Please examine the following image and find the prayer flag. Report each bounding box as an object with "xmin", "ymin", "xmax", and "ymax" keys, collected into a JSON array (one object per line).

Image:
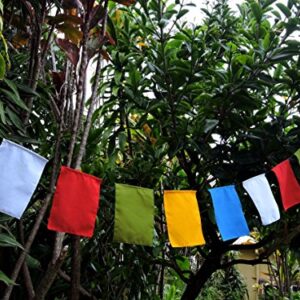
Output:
[
  {"xmin": 47, "ymin": 166, "xmax": 101, "ymax": 238},
  {"xmin": 209, "ymin": 185, "xmax": 250, "ymax": 241},
  {"xmin": 272, "ymin": 159, "xmax": 300, "ymax": 211},
  {"xmin": 0, "ymin": 139, "xmax": 48, "ymax": 219},
  {"xmin": 164, "ymin": 190, "xmax": 205, "ymax": 247},
  {"xmin": 113, "ymin": 183, "xmax": 154, "ymax": 246},
  {"xmin": 242, "ymin": 174, "xmax": 280, "ymax": 225}
]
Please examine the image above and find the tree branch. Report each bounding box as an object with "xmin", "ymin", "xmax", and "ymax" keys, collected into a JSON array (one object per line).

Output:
[
  {"xmin": 58, "ymin": 269, "xmax": 96, "ymax": 299},
  {"xmin": 151, "ymin": 259, "xmax": 191, "ymax": 284}
]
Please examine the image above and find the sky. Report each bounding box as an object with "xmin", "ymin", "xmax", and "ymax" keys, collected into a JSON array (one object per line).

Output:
[
  {"xmin": 186, "ymin": 0, "xmax": 288, "ymax": 21},
  {"xmin": 186, "ymin": 0, "xmax": 240, "ymax": 20}
]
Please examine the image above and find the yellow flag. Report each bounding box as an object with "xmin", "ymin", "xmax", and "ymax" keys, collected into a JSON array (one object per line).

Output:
[{"xmin": 164, "ymin": 190, "xmax": 205, "ymax": 247}]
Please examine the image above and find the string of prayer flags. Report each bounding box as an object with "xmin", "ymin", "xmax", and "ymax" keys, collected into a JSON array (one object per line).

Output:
[
  {"xmin": 164, "ymin": 190, "xmax": 205, "ymax": 247},
  {"xmin": 242, "ymin": 174, "xmax": 280, "ymax": 225},
  {"xmin": 113, "ymin": 183, "xmax": 154, "ymax": 246},
  {"xmin": 272, "ymin": 159, "xmax": 300, "ymax": 211},
  {"xmin": 47, "ymin": 166, "xmax": 101, "ymax": 238},
  {"xmin": 209, "ymin": 185, "xmax": 250, "ymax": 241},
  {"xmin": 0, "ymin": 139, "xmax": 48, "ymax": 219}
]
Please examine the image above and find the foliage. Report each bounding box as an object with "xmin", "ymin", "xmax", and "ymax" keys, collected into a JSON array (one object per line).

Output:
[
  {"xmin": 0, "ymin": 0, "xmax": 300, "ymax": 299},
  {"xmin": 199, "ymin": 267, "xmax": 248, "ymax": 300},
  {"xmin": 257, "ymin": 247, "xmax": 300, "ymax": 299},
  {"xmin": 97, "ymin": 0, "xmax": 300, "ymax": 298},
  {"xmin": 164, "ymin": 261, "xmax": 248, "ymax": 300}
]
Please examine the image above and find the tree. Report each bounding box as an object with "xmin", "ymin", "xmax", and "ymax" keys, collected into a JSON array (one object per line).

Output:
[
  {"xmin": 95, "ymin": 0, "xmax": 300, "ymax": 299},
  {"xmin": 0, "ymin": 0, "xmax": 134, "ymax": 299},
  {"xmin": 1, "ymin": 0, "xmax": 300, "ymax": 299}
]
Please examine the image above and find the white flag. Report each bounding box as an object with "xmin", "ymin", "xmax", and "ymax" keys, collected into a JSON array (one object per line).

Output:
[
  {"xmin": 242, "ymin": 174, "xmax": 280, "ymax": 225},
  {"xmin": 0, "ymin": 139, "xmax": 48, "ymax": 219}
]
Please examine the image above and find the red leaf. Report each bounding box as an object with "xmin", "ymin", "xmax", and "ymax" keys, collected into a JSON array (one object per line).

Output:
[
  {"xmin": 105, "ymin": 31, "xmax": 116, "ymax": 46},
  {"xmin": 47, "ymin": 14, "xmax": 83, "ymax": 25},
  {"xmin": 100, "ymin": 49, "xmax": 111, "ymax": 61},
  {"xmin": 51, "ymin": 72, "xmax": 66, "ymax": 94},
  {"xmin": 56, "ymin": 38, "xmax": 79, "ymax": 66},
  {"xmin": 89, "ymin": 5, "xmax": 105, "ymax": 29}
]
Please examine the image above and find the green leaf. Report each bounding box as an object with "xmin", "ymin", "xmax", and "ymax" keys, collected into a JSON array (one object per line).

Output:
[
  {"xmin": 0, "ymin": 53, "xmax": 5, "ymax": 80},
  {"xmin": 204, "ymin": 119, "xmax": 219, "ymax": 133},
  {"xmin": 263, "ymin": 32, "xmax": 270, "ymax": 50},
  {"xmin": 6, "ymin": 107, "xmax": 23, "ymax": 130},
  {"xmin": 288, "ymin": 0, "xmax": 295, "ymax": 9},
  {"xmin": 272, "ymin": 10, "xmax": 282, "ymax": 19},
  {"xmin": 262, "ymin": 0, "xmax": 277, "ymax": 9},
  {"xmin": 0, "ymin": 88, "xmax": 29, "ymax": 111},
  {"xmin": 16, "ymin": 83, "xmax": 39, "ymax": 97},
  {"xmin": 0, "ymin": 101, "xmax": 5, "ymax": 124},
  {"xmin": 26, "ymin": 255, "xmax": 41, "ymax": 269},
  {"xmin": 112, "ymin": 86, "xmax": 119, "ymax": 97},
  {"xmin": 0, "ymin": 271, "xmax": 16, "ymax": 286},
  {"xmin": 270, "ymin": 51, "xmax": 297, "ymax": 62},
  {"xmin": 114, "ymin": 71, "xmax": 122, "ymax": 85},
  {"xmin": 276, "ymin": 3, "xmax": 291, "ymax": 18},
  {"xmin": 0, "ymin": 233, "xmax": 24, "ymax": 249},
  {"xmin": 118, "ymin": 131, "xmax": 127, "ymax": 152},
  {"xmin": 274, "ymin": 64, "xmax": 283, "ymax": 79},
  {"xmin": 4, "ymin": 79, "xmax": 19, "ymax": 96},
  {"xmin": 177, "ymin": 9, "xmax": 189, "ymax": 19},
  {"xmin": 250, "ymin": 2, "xmax": 262, "ymax": 23}
]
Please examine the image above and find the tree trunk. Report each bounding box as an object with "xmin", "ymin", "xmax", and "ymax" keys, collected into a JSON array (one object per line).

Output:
[{"xmin": 181, "ymin": 258, "xmax": 220, "ymax": 300}]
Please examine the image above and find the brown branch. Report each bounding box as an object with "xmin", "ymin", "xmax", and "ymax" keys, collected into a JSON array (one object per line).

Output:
[
  {"xmin": 34, "ymin": 246, "xmax": 68, "ymax": 300},
  {"xmin": 75, "ymin": 0, "xmax": 109, "ymax": 167},
  {"xmin": 52, "ymin": 19, "xmax": 91, "ymax": 260},
  {"xmin": 70, "ymin": 2, "xmax": 109, "ymax": 299},
  {"xmin": 221, "ymin": 258, "xmax": 271, "ymax": 269},
  {"xmin": 66, "ymin": 10, "xmax": 90, "ymax": 166},
  {"xmin": 3, "ymin": 88, "xmax": 66, "ymax": 300},
  {"xmin": 19, "ymin": 220, "xmax": 35, "ymax": 299},
  {"xmin": 58, "ymin": 270, "xmax": 96, "ymax": 299},
  {"xmin": 125, "ymin": 113, "xmax": 133, "ymax": 157},
  {"xmin": 151, "ymin": 259, "xmax": 190, "ymax": 284},
  {"xmin": 24, "ymin": 0, "xmax": 47, "ymax": 125},
  {"xmin": 70, "ymin": 237, "xmax": 81, "ymax": 300}
]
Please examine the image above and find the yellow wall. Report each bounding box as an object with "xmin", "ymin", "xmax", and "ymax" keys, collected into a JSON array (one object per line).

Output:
[{"xmin": 236, "ymin": 250, "xmax": 270, "ymax": 300}]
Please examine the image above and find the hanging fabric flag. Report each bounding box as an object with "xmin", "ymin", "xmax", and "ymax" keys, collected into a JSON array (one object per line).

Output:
[
  {"xmin": 113, "ymin": 183, "xmax": 154, "ymax": 246},
  {"xmin": 0, "ymin": 138, "xmax": 48, "ymax": 219},
  {"xmin": 47, "ymin": 166, "xmax": 101, "ymax": 238},
  {"xmin": 209, "ymin": 185, "xmax": 250, "ymax": 241},
  {"xmin": 242, "ymin": 174, "xmax": 280, "ymax": 225},
  {"xmin": 272, "ymin": 159, "xmax": 300, "ymax": 211},
  {"xmin": 294, "ymin": 148, "xmax": 300, "ymax": 164},
  {"xmin": 164, "ymin": 190, "xmax": 205, "ymax": 247}
]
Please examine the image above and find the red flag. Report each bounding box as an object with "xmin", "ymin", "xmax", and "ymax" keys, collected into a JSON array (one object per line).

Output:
[
  {"xmin": 272, "ymin": 159, "xmax": 300, "ymax": 211},
  {"xmin": 47, "ymin": 166, "xmax": 101, "ymax": 237}
]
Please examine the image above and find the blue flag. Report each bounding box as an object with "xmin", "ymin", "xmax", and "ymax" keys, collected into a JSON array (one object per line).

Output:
[{"xmin": 209, "ymin": 185, "xmax": 249, "ymax": 241}]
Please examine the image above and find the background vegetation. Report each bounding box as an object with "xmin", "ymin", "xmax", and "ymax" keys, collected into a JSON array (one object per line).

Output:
[{"xmin": 1, "ymin": 0, "xmax": 300, "ymax": 299}]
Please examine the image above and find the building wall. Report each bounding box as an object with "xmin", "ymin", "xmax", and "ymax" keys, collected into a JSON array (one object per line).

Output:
[{"xmin": 236, "ymin": 250, "xmax": 270, "ymax": 300}]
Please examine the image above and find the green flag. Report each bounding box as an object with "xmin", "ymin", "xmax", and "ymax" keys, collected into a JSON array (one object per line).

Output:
[{"xmin": 113, "ymin": 183, "xmax": 154, "ymax": 246}]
